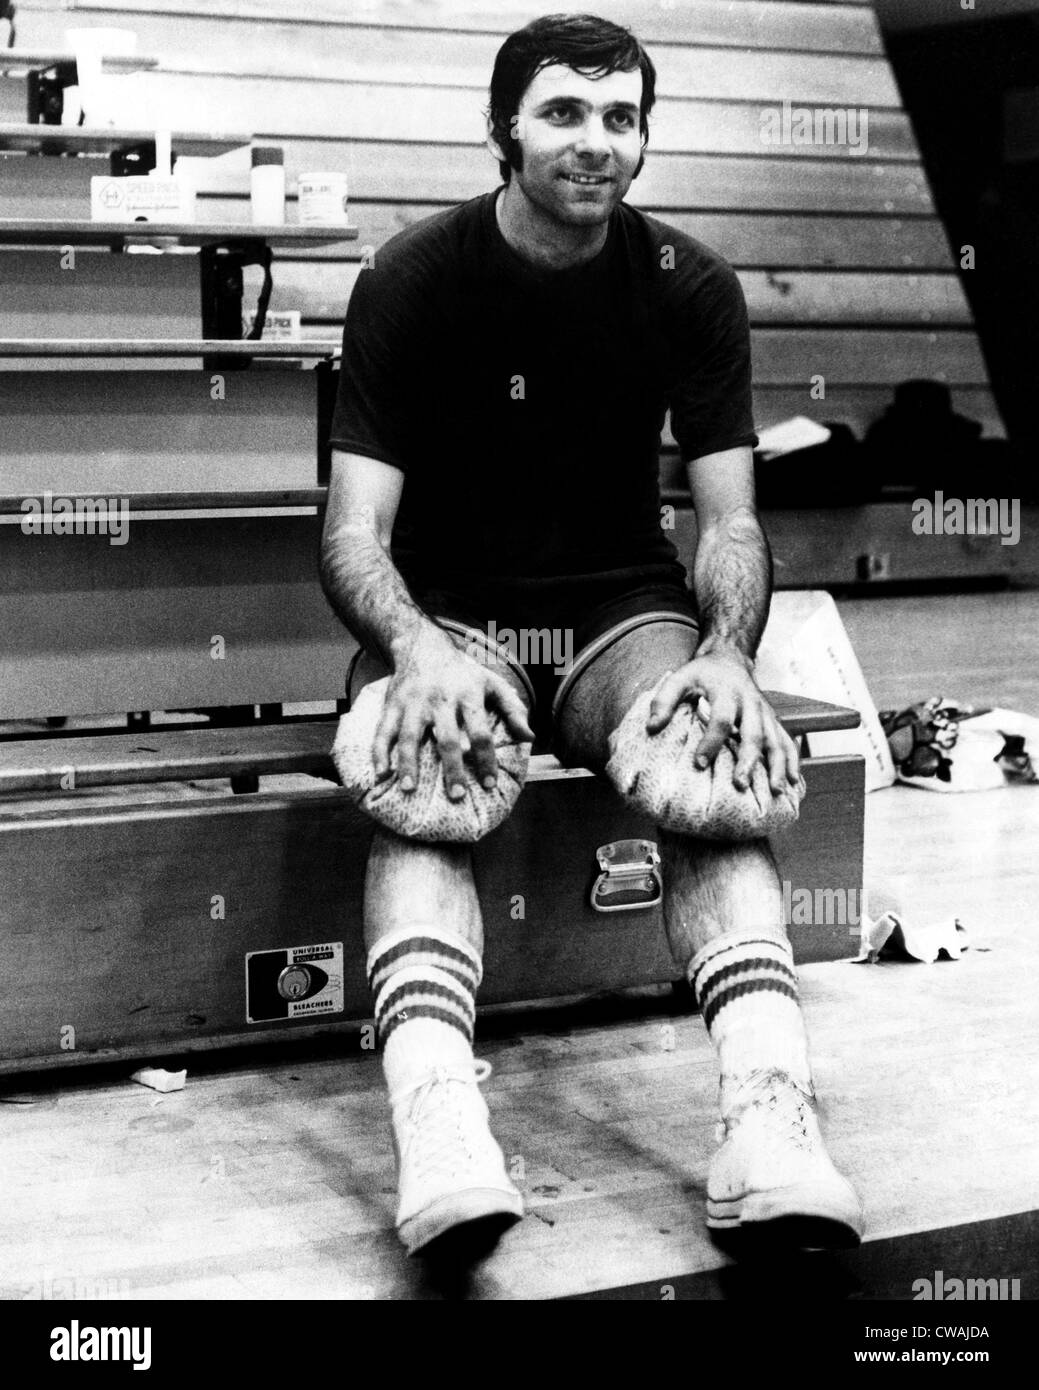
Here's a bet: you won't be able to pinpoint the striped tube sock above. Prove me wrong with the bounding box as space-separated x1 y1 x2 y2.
688 930 813 1112
366 925 483 1099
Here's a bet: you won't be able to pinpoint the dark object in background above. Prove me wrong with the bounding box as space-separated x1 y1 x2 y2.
0 3 15 47
878 11 1037 463
863 379 982 499
881 696 961 783
751 379 1029 510
754 422 869 509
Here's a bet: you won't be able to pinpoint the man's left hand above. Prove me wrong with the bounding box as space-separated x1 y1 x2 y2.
646 645 801 794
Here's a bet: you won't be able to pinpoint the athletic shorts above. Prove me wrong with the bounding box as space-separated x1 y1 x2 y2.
345 561 700 753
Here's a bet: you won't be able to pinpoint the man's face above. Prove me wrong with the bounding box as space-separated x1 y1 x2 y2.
504 63 645 226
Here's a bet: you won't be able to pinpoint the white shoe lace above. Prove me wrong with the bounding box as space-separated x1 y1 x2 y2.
392 1059 498 1185
720 1068 818 1154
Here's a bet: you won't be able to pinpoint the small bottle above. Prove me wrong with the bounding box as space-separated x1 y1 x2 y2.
251 146 285 225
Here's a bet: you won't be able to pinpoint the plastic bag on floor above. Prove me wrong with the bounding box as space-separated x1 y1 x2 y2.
880 697 1039 791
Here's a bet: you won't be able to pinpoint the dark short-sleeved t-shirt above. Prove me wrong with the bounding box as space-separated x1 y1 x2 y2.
328 189 756 588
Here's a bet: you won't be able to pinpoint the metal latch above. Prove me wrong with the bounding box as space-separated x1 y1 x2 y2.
590 839 662 913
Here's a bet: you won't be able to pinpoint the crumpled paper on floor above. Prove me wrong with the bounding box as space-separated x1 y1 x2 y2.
853 911 969 964
131 1067 187 1093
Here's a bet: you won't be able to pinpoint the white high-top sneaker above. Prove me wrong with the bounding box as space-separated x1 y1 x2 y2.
706 1068 864 1247
389 1059 524 1256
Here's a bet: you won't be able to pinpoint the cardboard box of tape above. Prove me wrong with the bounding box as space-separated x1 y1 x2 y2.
90 175 196 223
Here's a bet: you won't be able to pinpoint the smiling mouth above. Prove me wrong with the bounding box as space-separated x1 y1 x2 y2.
560 172 611 185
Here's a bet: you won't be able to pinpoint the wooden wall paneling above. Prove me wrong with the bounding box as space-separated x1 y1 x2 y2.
0 248 201 340
0 154 100 218
604 212 952 270
732 271 972 326
669 506 1039 588
92 75 922 158
251 208 956 271
0 516 350 719
746 328 989 385
0 77 26 125
20 0 885 55
185 145 936 214
260 261 974 327
293 321 989 385
739 269 973 326
5 22 901 103
271 274 978 338
761 505 1039 587
0 369 318 495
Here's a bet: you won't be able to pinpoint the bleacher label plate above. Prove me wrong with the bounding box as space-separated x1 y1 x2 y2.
245 942 344 1023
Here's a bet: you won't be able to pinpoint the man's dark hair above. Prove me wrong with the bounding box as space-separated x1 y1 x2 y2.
488 13 656 182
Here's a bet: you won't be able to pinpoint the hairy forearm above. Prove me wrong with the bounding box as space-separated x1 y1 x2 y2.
693 505 773 660
319 517 444 669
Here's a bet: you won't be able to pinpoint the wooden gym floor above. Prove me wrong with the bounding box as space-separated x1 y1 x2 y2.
1 588 1037 1301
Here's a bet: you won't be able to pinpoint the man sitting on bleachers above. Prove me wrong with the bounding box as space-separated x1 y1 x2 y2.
320 12 863 1260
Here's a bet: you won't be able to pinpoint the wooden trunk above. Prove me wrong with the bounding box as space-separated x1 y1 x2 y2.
0 748 863 1075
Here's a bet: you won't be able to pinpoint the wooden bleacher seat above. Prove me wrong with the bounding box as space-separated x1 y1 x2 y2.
0 720 339 793
0 691 864 1074
0 691 857 795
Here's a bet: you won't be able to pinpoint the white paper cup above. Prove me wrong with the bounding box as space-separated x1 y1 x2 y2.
65 27 139 126
61 85 82 127
297 172 350 226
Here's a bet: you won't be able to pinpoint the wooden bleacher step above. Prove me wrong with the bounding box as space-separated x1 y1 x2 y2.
0 722 339 794
0 337 339 357
0 693 858 797
0 50 160 76
0 220 358 248
0 122 246 155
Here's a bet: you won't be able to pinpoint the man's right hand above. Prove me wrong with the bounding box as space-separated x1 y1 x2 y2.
373 628 535 801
